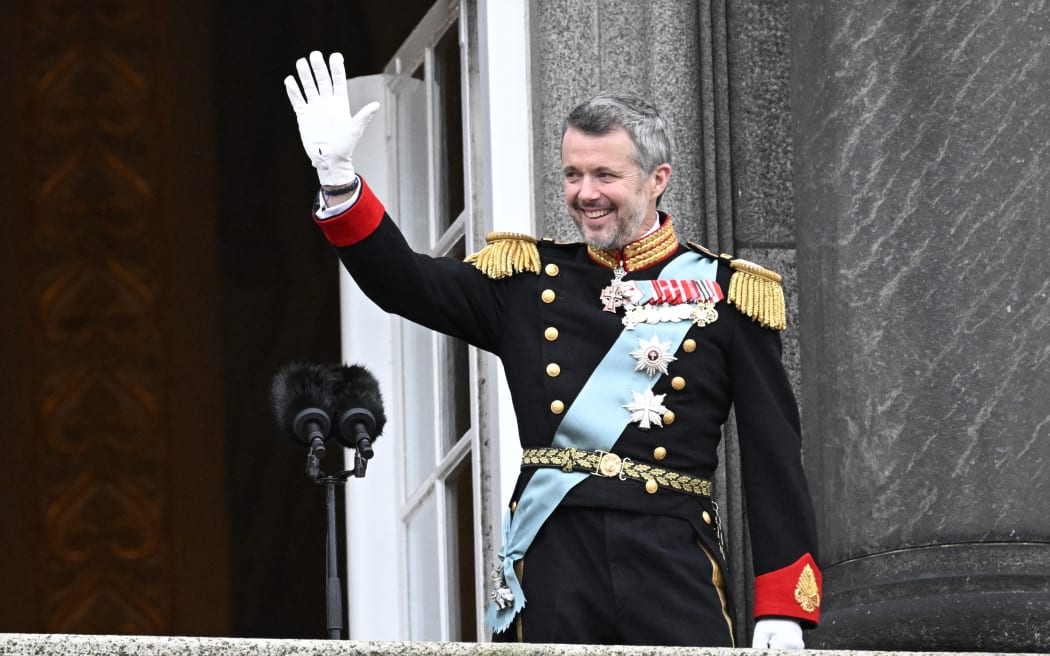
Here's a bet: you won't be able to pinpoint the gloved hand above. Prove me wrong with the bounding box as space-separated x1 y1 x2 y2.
751 618 804 649
284 51 380 187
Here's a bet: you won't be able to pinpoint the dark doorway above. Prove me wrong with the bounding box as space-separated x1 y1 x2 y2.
0 0 433 639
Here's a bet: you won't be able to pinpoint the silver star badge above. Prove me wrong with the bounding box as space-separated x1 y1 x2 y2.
624 388 669 430
629 335 678 378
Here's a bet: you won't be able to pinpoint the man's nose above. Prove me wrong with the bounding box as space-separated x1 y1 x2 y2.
578 175 601 200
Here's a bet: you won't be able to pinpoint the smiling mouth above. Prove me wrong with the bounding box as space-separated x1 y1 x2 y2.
581 207 613 219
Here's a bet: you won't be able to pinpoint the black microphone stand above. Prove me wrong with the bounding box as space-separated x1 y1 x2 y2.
311 449 369 640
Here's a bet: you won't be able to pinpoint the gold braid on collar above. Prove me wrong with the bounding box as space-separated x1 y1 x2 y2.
588 217 679 271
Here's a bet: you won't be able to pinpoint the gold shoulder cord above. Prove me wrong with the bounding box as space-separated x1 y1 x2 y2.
727 259 786 331
464 232 542 279
686 241 719 259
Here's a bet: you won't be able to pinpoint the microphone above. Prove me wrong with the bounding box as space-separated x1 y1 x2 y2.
330 364 386 460
271 362 337 476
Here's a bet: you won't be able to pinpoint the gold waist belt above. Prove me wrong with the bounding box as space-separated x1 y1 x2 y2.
521 447 712 498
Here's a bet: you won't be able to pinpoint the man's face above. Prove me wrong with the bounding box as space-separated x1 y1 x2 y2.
561 125 670 251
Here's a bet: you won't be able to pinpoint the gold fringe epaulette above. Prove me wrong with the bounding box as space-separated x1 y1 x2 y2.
727 258 786 331
464 231 541 279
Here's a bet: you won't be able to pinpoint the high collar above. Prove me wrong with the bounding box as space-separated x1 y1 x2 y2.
587 213 679 272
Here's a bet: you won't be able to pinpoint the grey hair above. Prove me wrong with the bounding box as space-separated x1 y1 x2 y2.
562 91 673 174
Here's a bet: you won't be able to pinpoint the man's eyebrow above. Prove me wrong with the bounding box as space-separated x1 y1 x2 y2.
563 164 618 173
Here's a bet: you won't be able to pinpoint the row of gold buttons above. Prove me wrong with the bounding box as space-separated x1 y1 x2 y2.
543 264 564 414
661 339 697 427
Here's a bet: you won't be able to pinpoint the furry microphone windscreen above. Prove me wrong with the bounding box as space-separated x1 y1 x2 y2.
270 362 337 445
330 364 387 439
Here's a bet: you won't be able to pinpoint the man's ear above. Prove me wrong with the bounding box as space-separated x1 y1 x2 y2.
649 163 672 199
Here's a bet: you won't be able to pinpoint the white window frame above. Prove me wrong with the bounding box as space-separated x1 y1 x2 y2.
339 0 532 641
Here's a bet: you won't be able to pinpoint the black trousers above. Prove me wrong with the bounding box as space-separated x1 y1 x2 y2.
492 506 735 646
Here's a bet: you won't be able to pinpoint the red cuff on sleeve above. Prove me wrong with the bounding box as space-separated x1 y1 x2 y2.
753 552 822 624
313 177 386 247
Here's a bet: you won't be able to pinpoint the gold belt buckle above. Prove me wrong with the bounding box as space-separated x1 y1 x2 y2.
593 451 631 480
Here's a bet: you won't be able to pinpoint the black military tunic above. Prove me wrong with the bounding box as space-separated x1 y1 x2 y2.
314 178 822 645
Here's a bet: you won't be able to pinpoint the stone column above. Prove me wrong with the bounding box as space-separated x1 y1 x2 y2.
791 0 1050 650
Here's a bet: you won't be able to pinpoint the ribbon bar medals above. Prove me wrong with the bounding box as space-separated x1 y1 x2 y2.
600 271 724 330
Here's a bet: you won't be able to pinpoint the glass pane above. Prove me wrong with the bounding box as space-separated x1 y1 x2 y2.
407 492 441 640
440 334 471 453
447 460 477 641
434 23 464 231
395 77 430 248
402 324 436 495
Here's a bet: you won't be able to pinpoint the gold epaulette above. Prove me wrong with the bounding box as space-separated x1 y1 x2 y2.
727 258 786 331
464 232 541 279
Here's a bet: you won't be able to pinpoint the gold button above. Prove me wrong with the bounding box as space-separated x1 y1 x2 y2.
546 363 561 377
541 289 556 303
663 411 676 425
550 400 565 414
544 327 559 341
511 501 518 513
671 376 686 391
545 263 560 277
683 339 697 353
702 510 712 525
645 479 658 494
653 446 667 461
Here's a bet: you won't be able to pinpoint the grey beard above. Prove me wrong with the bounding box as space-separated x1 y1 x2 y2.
576 212 649 251
581 231 621 250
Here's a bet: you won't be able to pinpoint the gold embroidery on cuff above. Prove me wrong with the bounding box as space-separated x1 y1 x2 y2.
794 563 821 613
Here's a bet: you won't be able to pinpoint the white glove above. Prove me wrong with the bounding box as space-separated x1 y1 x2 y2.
751 618 804 649
284 51 380 187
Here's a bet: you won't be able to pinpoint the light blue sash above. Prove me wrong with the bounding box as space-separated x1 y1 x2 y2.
486 251 716 632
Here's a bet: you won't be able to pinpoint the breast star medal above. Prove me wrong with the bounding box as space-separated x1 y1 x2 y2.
629 335 677 378
624 388 669 430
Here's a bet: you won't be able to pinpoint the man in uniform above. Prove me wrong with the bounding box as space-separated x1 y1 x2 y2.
284 51 822 647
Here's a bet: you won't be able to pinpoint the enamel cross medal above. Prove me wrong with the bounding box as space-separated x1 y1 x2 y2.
599 264 629 313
